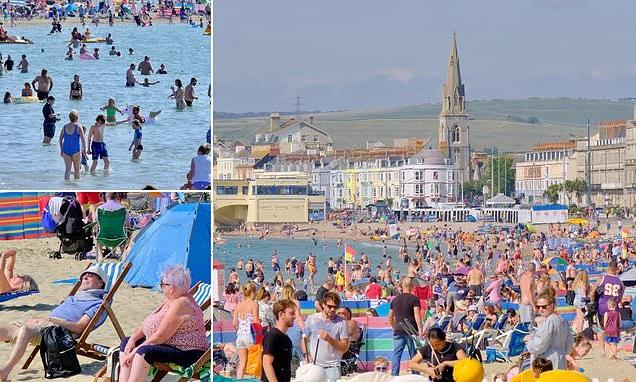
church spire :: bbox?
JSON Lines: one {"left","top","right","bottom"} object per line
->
{"left": 440, "top": 32, "right": 466, "bottom": 116}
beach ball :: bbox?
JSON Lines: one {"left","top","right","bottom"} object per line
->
{"left": 536, "top": 370, "right": 590, "bottom": 382}
{"left": 452, "top": 358, "right": 485, "bottom": 382}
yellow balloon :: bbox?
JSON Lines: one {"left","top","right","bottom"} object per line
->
{"left": 537, "top": 370, "right": 590, "bottom": 382}
{"left": 452, "top": 358, "right": 485, "bottom": 382}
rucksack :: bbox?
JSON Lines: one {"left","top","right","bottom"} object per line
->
{"left": 40, "top": 326, "right": 81, "bottom": 379}
{"left": 41, "top": 208, "right": 57, "bottom": 233}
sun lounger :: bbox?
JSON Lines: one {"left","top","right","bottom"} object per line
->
{"left": 22, "top": 261, "right": 132, "bottom": 369}
{"left": 0, "top": 290, "right": 38, "bottom": 303}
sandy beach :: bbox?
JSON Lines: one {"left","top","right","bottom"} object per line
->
{"left": 0, "top": 237, "right": 184, "bottom": 381}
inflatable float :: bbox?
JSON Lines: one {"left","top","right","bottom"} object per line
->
{"left": 0, "top": 39, "right": 32, "bottom": 44}
{"left": 67, "top": 38, "right": 106, "bottom": 43}
{"left": 79, "top": 53, "right": 97, "bottom": 60}
{"left": 14, "top": 96, "right": 40, "bottom": 104}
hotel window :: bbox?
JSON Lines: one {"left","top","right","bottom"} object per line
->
{"left": 313, "top": 136, "right": 319, "bottom": 143}
{"left": 415, "top": 171, "right": 421, "bottom": 180}
{"left": 287, "top": 135, "right": 292, "bottom": 142}
{"left": 301, "top": 135, "right": 307, "bottom": 142}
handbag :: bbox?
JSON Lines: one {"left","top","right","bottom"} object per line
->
{"left": 245, "top": 344, "right": 263, "bottom": 378}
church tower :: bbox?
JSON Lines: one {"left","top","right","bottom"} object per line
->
{"left": 439, "top": 32, "right": 472, "bottom": 182}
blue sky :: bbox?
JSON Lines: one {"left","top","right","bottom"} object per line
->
{"left": 214, "top": 0, "right": 636, "bottom": 112}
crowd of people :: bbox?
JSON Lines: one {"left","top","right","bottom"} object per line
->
{"left": 214, "top": 222, "right": 636, "bottom": 381}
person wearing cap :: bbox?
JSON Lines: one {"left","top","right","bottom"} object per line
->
{"left": 0, "top": 265, "right": 108, "bottom": 380}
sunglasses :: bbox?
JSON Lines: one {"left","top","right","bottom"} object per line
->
{"left": 159, "top": 281, "right": 172, "bottom": 288}
{"left": 375, "top": 366, "right": 388, "bottom": 371}
{"left": 536, "top": 303, "right": 553, "bottom": 309}
{"left": 324, "top": 304, "right": 338, "bottom": 310}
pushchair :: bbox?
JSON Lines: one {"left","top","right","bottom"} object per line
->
{"left": 340, "top": 329, "right": 364, "bottom": 375}
{"left": 51, "top": 196, "right": 93, "bottom": 260}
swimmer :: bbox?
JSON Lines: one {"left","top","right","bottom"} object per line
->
{"left": 128, "top": 48, "right": 134, "bottom": 55}
{"left": 125, "top": 64, "right": 138, "bottom": 87}
{"left": 141, "top": 78, "right": 160, "bottom": 87}
{"left": 17, "top": 54, "right": 28, "bottom": 73}
{"left": 93, "top": 48, "right": 100, "bottom": 60}
{"left": 82, "top": 28, "right": 92, "bottom": 40}
{"left": 138, "top": 56, "right": 154, "bottom": 75}
{"left": 65, "top": 47, "right": 74, "bottom": 61}
{"left": 109, "top": 46, "right": 120, "bottom": 56}
{"left": 69, "top": 74, "right": 83, "bottom": 101}
{"left": 129, "top": 120, "right": 143, "bottom": 160}
{"left": 156, "top": 64, "right": 167, "bottom": 74}
{"left": 3, "top": 92, "right": 12, "bottom": 104}
{"left": 59, "top": 110, "right": 87, "bottom": 180}
{"left": 123, "top": 104, "right": 161, "bottom": 125}
{"left": 21, "top": 83, "right": 33, "bottom": 97}
{"left": 184, "top": 77, "right": 198, "bottom": 106}
{"left": 87, "top": 114, "right": 110, "bottom": 175}
{"left": 169, "top": 79, "right": 186, "bottom": 109}
{"left": 79, "top": 43, "right": 88, "bottom": 55}
{"left": 106, "top": 33, "right": 114, "bottom": 45}
{"left": 100, "top": 98, "right": 124, "bottom": 123}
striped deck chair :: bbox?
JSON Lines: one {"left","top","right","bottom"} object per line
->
{"left": 449, "top": 313, "right": 487, "bottom": 343}
{"left": 22, "top": 262, "right": 131, "bottom": 369}
{"left": 0, "top": 290, "right": 38, "bottom": 303}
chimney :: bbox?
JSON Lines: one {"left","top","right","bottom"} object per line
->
{"left": 309, "top": 115, "right": 315, "bottom": 125}
{"left": 269, "top": 113, "right": 280, "bottom": 132}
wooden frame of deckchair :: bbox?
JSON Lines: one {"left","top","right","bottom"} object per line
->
{"left": 21, "top": 261, "right": 132, "bottom": 369}
{"left": 93, "top": 281, "right": 211, "bottom": 382}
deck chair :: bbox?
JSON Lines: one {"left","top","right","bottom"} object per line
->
{"left": 432, "top": 314, "right": 452, "bottom": 332}
{"left": 94, "top": 282, "right": 211, "bottom": 382}
{"left": 449, "top": 313, "right": 487, "bottom": 343}
{"left": 95, "top": 208, "right": 129, "bottom": 259}
{"left": 22, "top": 261, "right": 131, "bottom": 369}
{"left": 465, "top": 313, "right": 510, "bottom": 348}
{"left": 485, "top": 322, "right": 530, "bottom": 363}
{"left": 0, "top": 290, "right": 38, "bottom": 303}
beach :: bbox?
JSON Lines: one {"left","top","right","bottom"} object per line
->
{"left": 0, "top": 237, "right": 184, "bottom": 381}
{"left": 217, "top": 220, "right": 636, "bottom": 381}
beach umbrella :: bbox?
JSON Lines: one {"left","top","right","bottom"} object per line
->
{"left": 544, "top": 256, "right": 569, "bottom": 272}
{"left": 547, "top": 268, "right": 562, "bottom": 282}
{"left": 619, "top": 266, "right": 636, "bottom": 287}
{"left": 566, "top": 217, "right": 588, "bottom": 225}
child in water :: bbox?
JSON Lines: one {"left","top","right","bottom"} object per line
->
{"left": 141, "top": 78, "right": 160, "bottom": 87}
{"left": 3, "top": 92, "right": 12, "bottom": 103}
{"left": 65, "top": 47, "right": 74, "bottom": 61}
{"left": 100, "top": 98, "right": 124, "bottom": 123}
{"left": 129, "top": 120, "right": 143, "bottom": 159}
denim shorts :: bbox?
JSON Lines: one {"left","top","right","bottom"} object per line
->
{"left": 605, "top": 336, "right": 620, "bottom": 344}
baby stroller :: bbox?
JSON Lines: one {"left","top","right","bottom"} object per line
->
{"left": 51, "top": 196, "right": 93, "bottom": 260}
{"left": 340, "top": 329, "right": 364, "bottom": 375}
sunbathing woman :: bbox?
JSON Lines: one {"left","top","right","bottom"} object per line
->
{"left": 0, "top": 249, "right": 38, "bottom": 295}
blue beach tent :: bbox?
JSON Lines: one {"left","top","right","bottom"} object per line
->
{"left": 124, "top": 203, "right": 211, "bottom": 288}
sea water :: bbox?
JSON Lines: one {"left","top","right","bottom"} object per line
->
{"left": 0, "top": 23, "right": 210, "bottom": 189}
{"left": 215, "top": 236, "right": 406, "bottom": 286}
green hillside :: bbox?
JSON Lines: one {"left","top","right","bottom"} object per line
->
{"left": 214, "top": 98, "right": 635, "bottom": 152}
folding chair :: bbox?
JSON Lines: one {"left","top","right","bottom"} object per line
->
{"left": 465, "top": 313, "right": 509, "bottom": 348}
{"left": 22, "top": 261, "right": 132, "bottom": 369}
{"left": 485, "top": 322, "right": 531, "bottom": 363}
{"left": 449, "top": 313, "right": 487, "bottom": 343}
{"left": 432, "top": 314, "right": 452, "bottom": 332}
{"left": 95, "top": 208, "right": 129, "bottom": 259}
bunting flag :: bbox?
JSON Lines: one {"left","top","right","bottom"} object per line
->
{"left": 344, "top": 243, "right": 356, "bottom": 262}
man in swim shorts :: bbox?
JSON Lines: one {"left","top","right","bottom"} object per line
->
{"left": 32, "top": 69, "right": 53, "bottom": 101}
{"left": 126, "top": 64, "right": 137, "bottom": 87}
{"left": 41, "top": 96, "right": 59, "bottom": 145}
{"left": 87, "top": 114, "right": 110, "bottom": 174}
{"left": 184, "top": 77, "right": 198, "bottom": 106}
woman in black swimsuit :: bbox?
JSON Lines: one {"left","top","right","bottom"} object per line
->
{"left": 69, "top": 74, "right": 83, "bottom": 101}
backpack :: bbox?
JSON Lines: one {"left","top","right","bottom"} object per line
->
{"left": 41, "top": 208, "right": 57, "bottom": 233}
{"left": 40, "top": 326, "right": 81, "bottom": 379}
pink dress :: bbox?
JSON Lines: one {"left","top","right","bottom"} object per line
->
{"left": 142, "top": 296, "right": 208, "bottom": 351}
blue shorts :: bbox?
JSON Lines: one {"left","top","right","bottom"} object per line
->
{"left": 91, "top": 142, "right": 108, "bottom": 159}
{"left": 192, "top": 181, "right": 210, "bottom": 190}
{"left": 605, "top": 336, "right": 620, "bottom": 344}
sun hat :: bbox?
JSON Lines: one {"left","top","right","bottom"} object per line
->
{"left": 80, "top": 265, "right": 107, "bottom": 287}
